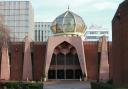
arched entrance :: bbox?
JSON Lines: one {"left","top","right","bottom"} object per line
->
{"left": 48, "top": 42, "right": 83, "bottom": 80}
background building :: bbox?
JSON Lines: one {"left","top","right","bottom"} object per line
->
{"left": 0, "top": 1, "right": 34, "bottom": 41}
{"left": 34, "top": 22, "right": 53, "bottom": 42}
{"left": 85, "top": 25, "right": 110, "bottom": 41}
{"left": 34, "top": 23, "right": 111, "bottom": 42}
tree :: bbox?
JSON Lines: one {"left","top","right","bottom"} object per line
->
{"left": 0, "top": 19, "right": 10, "bottom": 48}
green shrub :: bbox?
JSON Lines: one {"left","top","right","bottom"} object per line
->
{"left": 2, "top": 81, "right": 43, "bottom": 89}
{"left": 107, "top": 79, "right": 113, "bottom": 85}
{"left": 91, "top": 82, "right": 114, "bottom": 89}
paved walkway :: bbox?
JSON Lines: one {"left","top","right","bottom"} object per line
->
{"left": 43, "top": 80, "right": 91, "bottom": 89}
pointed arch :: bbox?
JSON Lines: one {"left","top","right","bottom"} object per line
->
{"left": 44, "top": 36, "right": 87, "bottom": 81}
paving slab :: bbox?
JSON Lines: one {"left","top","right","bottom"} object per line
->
{"left": 44, "top": 80, "right": 91, "bottom": 89}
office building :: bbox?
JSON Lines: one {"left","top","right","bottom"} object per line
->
{"left": 34, "top": 22, "right": 53, "bottom": 42}
{"left": 0, "top": 1, "right": 34, "bottom": 41}
{"left": 85, "top": 25, "right": 110, "bottom": 41}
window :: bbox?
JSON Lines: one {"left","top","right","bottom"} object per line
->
{"left": 74, "top": 54, "right": 80, "bottom": 65}
{"left": 89, "top": 31, "right": 98, "bottom": 34}
{"left": 100, "top": 31, "right": 108, "bottom": 34}
{"left": 42, "top": 31, "right": 43, "bottom": 41}
{"left": 38, "top": 30, "right": 40, "bottom": 41}
{"left": 57, "top": 53, "right": 65, "bottom": 65}
{"left": 35, "top": 30, "right": 37, "bottom": 41}
{"left": 51, "top": 54, "right": 56, "bottom": 65}
{"left": 86, "top": 36, "right": 99, "bottom": 39}
{"left": 66, "top": 53, "right": 74, "bottom": 65}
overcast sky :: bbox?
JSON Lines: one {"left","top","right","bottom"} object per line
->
{"left": 0, "top": 0, "right": 124, "bottom": 29}
{"left": 31, "top": 0, "right": 124, "bottom": 29}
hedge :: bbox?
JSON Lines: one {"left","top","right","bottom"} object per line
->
{"left": 91, "top": 82, "right": 128, "bottom": 89}
{"left": 91, "top": 82, "right": 114, "bottom": 89}
{"left": 1, "top": 81, "right": 43, "bottom": 89}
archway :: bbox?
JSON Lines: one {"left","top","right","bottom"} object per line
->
{"left": 48, "top": 41, "right": 83, "bottom": 80}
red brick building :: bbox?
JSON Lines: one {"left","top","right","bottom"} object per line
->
{"left": 0, "top": 41, "right": 111, "bottom": 81}
{"left": 112, "top": 0, "right": 128, "bottom": 85}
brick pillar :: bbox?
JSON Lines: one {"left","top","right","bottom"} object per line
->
{"left": 99, "top": 36, "right": 109, "bottom": 81}
{"left": 0, "top": 36, "right": 10, "bottom": 80}
{"left": 22, "top": 36, "right": 32, "bottom": 80}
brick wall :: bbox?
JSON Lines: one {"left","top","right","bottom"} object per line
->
{"left": 0, "top": 41, "right": 112, "bottom": 81}
{"left": 10, "top": 43, "right": 24, "bottom": 80}
{"left": 83, "top": 42, "right": 98, "bottom": 80}
{"left": 33, "top": 43, "right": 46, "bottom": 81}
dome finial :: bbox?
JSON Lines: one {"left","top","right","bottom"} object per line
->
{"left": 68, "top": 5, "right": 70, "bottom": 10}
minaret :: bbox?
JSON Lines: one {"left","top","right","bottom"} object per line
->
{"left": 22, "top": 36, "right": 32, "bottom": 80}
{"left": 0, "top": 35, "right": 10, "bottom": 80}
{"left": 99, "top": 36, "right": 109, "bottom": 81}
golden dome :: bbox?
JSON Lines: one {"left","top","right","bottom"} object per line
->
{"left": 51, "top": 10, "right": 87, "bottom": 36}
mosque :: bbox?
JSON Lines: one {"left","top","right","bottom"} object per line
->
{"left": 0, "top": 10, "right": 111, "bottom": 82}
{"left": 1, "top": 0, "right": 128, "bottom": 86}
{"left": 0, "top": 9, "right": 111, "bottom": 82}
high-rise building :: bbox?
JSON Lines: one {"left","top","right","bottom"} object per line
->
{"left": 0, "top": 1, "right": 34, "bottom": 41}
{"left": 85, "top": 25, "right": 110, "bottom": 41}
{"left": 34, "top": 22, "right": 53, "bottom": 42}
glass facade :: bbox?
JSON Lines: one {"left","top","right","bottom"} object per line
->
{"left": 0, "top": 1, "right": 34, "bottom": 41}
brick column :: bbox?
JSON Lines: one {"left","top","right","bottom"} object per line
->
{"left": 99, "top": 36, "right": 109, "bottom": 81}
{"left": 22, "top": 36, "right": 32, "bottom": 80}
{"left": 0, "top": 36, "right": 10, "bottom": 80}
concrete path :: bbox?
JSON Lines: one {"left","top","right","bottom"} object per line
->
{"left": 43, "top": 80, "right": 91, "bottom": 89}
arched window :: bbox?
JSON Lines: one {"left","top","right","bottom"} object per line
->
{"left": 74, "top": 54, "right": 80, "bottom": 65}
{"left": 57, "top": 53, "right": 65, "bottom": 65}
{"left": 51, "top": 54, "right": 56, "bottom": 65}
{"left": 66, "top": 53, "right": 74, "bottom": 65}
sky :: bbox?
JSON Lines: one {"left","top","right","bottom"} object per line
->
{"left": 29, "top": 0, "right": 124, "bottom": 41}
{"left": 30, "top": 0, "right": 124, "bottom": 30}
{"left": 0, "top": 0, "right": 124, "bottom": 29}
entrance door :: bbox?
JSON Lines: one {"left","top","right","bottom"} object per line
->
{"left": 48, "top": 70, "right": 56, "bottom": 79}
{"left": 75, "top": 69, "right": 82, "bottom": 79}
{"left": 57, "top": 70, "right": 65, "bottom": 79}
{"left": 66, "top": 70, "right": 74, "bottom": 79}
